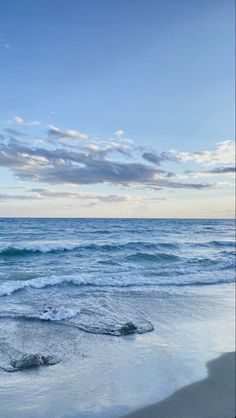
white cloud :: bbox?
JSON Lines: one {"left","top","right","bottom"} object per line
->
{"left": 13, "top": 116, "right": 41, "bottom": 126}
{"left": 84, "top": 144, "right": 101, "bottom": 153}
{"left": 215, "top": 181, "right": 235, "bottom": 188}
{"left": 114, "top": 129, "right": 125, "bottom": 138}
{"left": 171, "top": 140, "right": 235, "bottom": 165}
{"left": 48, "top": 125, "right": 89, "bottom": 141}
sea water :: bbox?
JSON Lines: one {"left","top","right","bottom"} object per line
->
{"left": 0, "top": 218, "right": 235, "bottom": 417}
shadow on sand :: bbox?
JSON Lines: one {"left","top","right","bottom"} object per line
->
{"left": 123, "top": 352, "right": 235, "bottom": 418}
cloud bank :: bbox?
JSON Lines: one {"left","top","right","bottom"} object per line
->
{"left": 0, "top": 120, "right": 234, "bottom": 194}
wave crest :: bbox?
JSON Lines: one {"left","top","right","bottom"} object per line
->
{"left": 0, "top": 241, "right": 180, "bottom": 257}
{"left": 126, "top": 252, "right": 180, "bottom": 262}
{"left": 36, "top": 306, "right": 80, "bottom": 321}
{"left": 0, "top": 272, "right": 234, "bottom": 298}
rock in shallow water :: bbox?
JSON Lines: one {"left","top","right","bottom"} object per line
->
{"left": 119, "top": 322, "right": 138, "bottom": 335}
{"left": 10, "top": 353, "right": 60, "bottom": 371}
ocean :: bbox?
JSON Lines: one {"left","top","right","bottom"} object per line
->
{"left": 0, "top": 218, "right": 235, "bottom": 417}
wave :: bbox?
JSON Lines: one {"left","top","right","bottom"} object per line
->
{"left": 0, "top": 241, "right": 179, "bottom": 257}
{"left": 161, "top": 277, "right": 235, "bottom": 287}
{"left": 194, "top": 240, "right": 235, "bottom": 249}
{"left": 0, "top": 275, "right": 84, "bottom": 296}
{"left": 187, "top": 240, "right": 235, "bottom": 250}
{"left": 219, "top": 250, "right": 236, "bottom": 256}
{"left": 2, "top": 306, "right": 81, "bottom": 322}
{"left": 36, "top": 306, "right": 81, "bottom": 321}
{"left": 0, "top": 244, "right": 76, "bottom": 256}
{"left": 0, "top": 302, "right": 155, "bottom": 337}
{"left": 0, "top": 274, "right": 132, "bottom": 296}
{"left": 97, "top": 260, "right": 121, "bottom": 266}
{"left": 1, "top": 271, "right": 234, "bottom": 297}
{"left": 0, "top": 274, "right": 142, "bottom": 297}
{"left": 85, "top": 242, "right": 179, "bottom": 252}
{"left": 190, "top": 257, "right": 225, "bottom": 266}
{"left": 126, "top": 252, "right": 181, "bottom": 263}
{"left": 210, "top": 240, "right": 235, "bottom": 248}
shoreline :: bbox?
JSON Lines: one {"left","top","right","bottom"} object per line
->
{"left": 122, "top": 352, "right": 235, "bottom": 418}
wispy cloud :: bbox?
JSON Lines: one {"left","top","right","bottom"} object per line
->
{"left": 83, "top": 141, "right": 131, "bottom": 157}
{"left": 114, "top": 129, "right": 125, "bottom": 138}
{"left": 4, "top": 128, "right": 30, "bottom": 138}
{"left": 0, "top": 193, "right": 39, "bottom": 201}
{"left": 12, "top": 116, "right": 41, "bottom": 126}
{"left": 206, "top": 166, "right": 236, "bottom": 175}
{"left": 0, "top": 188, "right": 167, "bottom": 205}
{"left": 48, "top": 124, "right": 89, "bottom": 143}
{"left": 185, "top": 166, "right": 235, "bottom": 178}
{"left": 0, "top": 33, "right": 10, "bottom": 49}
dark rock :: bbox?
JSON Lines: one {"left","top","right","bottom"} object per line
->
{"left": 41, "top": 355, "right": 59, "bottom": 365}
{"left": 10, "top": 353, "right": 60, "bottom": 371}
{"left": 119, "top": 322, "right": 138, "bottom": 335}
{"left": 11, "top": 354, "right": 44, "bottom": 370}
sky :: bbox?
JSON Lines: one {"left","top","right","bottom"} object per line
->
{"left": 0, "top": 0, "right": 235, "bottom": 218}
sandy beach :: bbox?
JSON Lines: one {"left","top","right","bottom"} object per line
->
{"left": 122, "top": 352, "right": 235, "bottom": 418}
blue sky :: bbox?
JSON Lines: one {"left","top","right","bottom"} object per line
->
{"left": 0, "top": 0, "right": 235, "bottom": 217}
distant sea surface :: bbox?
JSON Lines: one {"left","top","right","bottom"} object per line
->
{"left": 0, "top": 218, "right": 235, "bottom": 417}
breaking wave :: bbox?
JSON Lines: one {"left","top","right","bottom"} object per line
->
{"left": 36, "top": 306, "right": 81, "bottom": 321}
{"left": 0, "top": 241, "right": 179, "bottom": 257}
{"left": 0, "top": 273, "right": 234, "bottom": 297}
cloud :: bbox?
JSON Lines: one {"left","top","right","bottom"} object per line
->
{"left": 38, "top": 189, "right": 143, "bottom": 203}
{"left": 0, "top": 193, "right": 39, "bottom": 201}
{"left": 214, "top": 181, "right": 235, "bottom": 188}
{"left": 206, "top": 166, "right": 236, "bottom": 175}
{"left": 84, "top": 141, "right": 131, "bottom": 156}
{"left": 142, "top": 151, "right": 175, "bottom": 166}
{"left": 0, "top": 188, "right": 167, "bottom": 206}
{"left": 0, "top": 136, "right": 210, "bottom": 190}
{"left": 2, "top": 128, "right": 233, "bottom": 191}
{"left": 114, "top": 129, "right": 125, "bottom": 138}
{"left": 0, "top": 33, "right": 10, "bottom": 49}
{"left": 185, "top": 166, "right": 236, "bottom": 178}
{"left": 48, "top": 124, "right": 89, "bottom": 142}
{"left": 142, "top": 152, "right": 163, "bottom": 165}
{"left": 13, "top": 116, "right": 41, "bottom": 126}
{"left": 170, "top": 141, "right": 235, "bottom": 165}
{"left": 160, "top": 180, "right": 209, "bottom": 189}
{"left": 30, "top": 188, "right": 99, "bottom": 201}
{"left": 4, "top": 128, "right": 30, "bottom": 139}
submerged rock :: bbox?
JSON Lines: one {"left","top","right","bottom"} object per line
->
{"left": 119, "top": 322, "right": 138, "bottom": 335}
{"left": 10, "top": 353, "right": 60, "bottom": 371}
{"left": 76, "top": 319, "right": 154, "bottom": 336}
{"left": 41, "top": 355, "right": 59, "bottom": 365}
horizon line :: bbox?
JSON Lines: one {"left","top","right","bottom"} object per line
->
{"left": 0, "top": 217, "right": 235, "bottom": 220}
